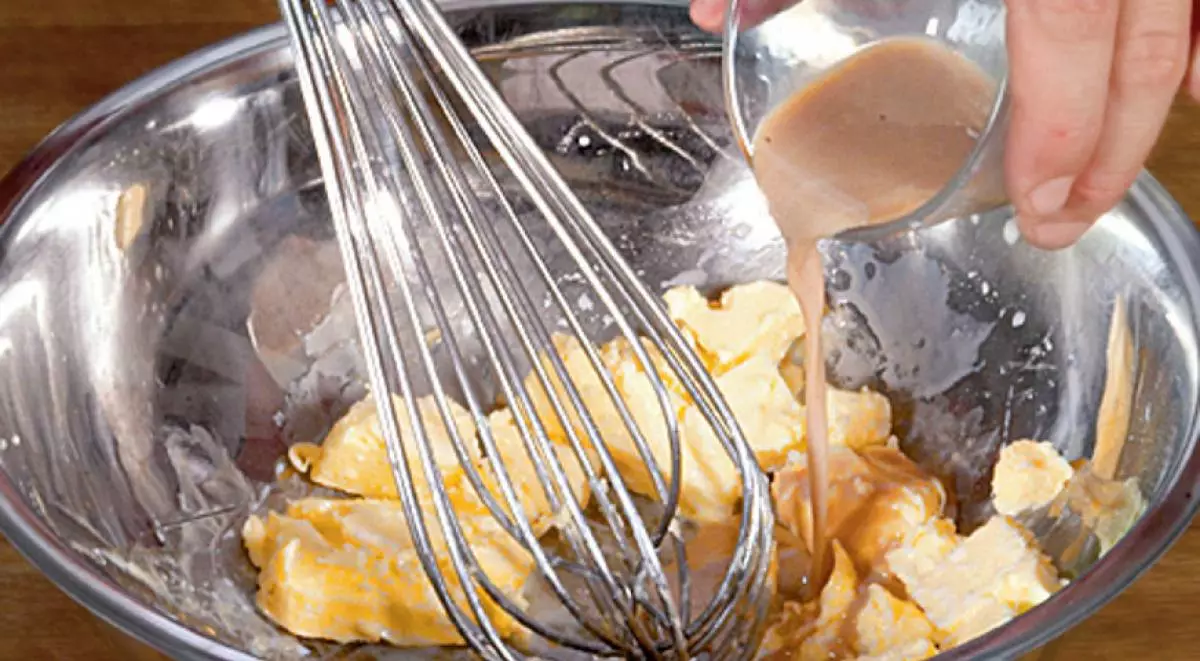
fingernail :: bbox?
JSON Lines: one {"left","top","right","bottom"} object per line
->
{"left": 689, "top": 0, "right": 724, "bottom": 30}
{"left": 1028, "top": 176, "right": 1075, "bottom": 216}
{"left": 1026, "top": 220, "right": 1092, "bottom": 251}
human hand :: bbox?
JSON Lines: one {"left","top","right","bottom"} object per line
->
{"left": 691, "top": 0, "right": 1199, "bottom": 250}
{"left": 1004, "top": 1, "right": 1194, "bottom": 249}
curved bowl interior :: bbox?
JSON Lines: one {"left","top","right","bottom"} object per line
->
{"left": 0, "top": 2, "right": 1198, "bottom": 659}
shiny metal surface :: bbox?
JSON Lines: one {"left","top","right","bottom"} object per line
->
{"left": 0, "top": 1, "right": 1196, "bottom": 660}
{"left": 277, "top": 0, "right": 771, "bottom": 656}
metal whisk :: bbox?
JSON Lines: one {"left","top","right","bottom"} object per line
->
{"left": 279, "top": 0, "right": 775, "bottom": 657}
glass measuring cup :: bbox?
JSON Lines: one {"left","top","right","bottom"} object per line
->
{"left": 722, "top": 0, "right": 1011, "bottom": 241}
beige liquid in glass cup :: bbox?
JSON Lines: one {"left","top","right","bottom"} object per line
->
{"left": 722, "top": 0, "right": 1008, "bottom": 592}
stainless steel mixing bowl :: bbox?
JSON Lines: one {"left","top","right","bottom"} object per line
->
{"left": 0, "top": 1, "right": 1198, "bottom": 659}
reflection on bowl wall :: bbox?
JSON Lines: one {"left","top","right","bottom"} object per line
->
{"left": 0, "top": 1, "right": 1197, "bottom": 660}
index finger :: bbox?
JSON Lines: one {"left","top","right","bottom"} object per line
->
{"left": 692, "top": 0, "right": 798, "bottom": 33}
{"left": 1004, "top": 0, "right": 1121, "bottom": 247}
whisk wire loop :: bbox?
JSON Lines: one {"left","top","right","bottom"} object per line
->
{"left": 280, "top": 0, "right": 777, "bottom": 656}
{"left": 339, "top": 1, "right": 641, "bottom": 648}
{"left": 280, "top": 3, "right": 525, "bottom": 658}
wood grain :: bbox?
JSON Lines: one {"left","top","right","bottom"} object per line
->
{"left": 1, "top": 1, "right": 1199, "bottom": 659}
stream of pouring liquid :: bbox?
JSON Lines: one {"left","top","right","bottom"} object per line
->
{"left": 749, "top": 37, "right": 995, "bottom": 591}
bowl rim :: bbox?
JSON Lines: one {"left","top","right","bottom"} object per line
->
{"left": 0, "top": 21, "right": 294, "bottom": 659}
{"left": 0, "top": 2, "right": 1198, "bottom": 660}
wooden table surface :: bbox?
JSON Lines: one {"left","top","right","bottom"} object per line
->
{"left": 2, "top": 1, "right": 1200, "bottom": 659}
